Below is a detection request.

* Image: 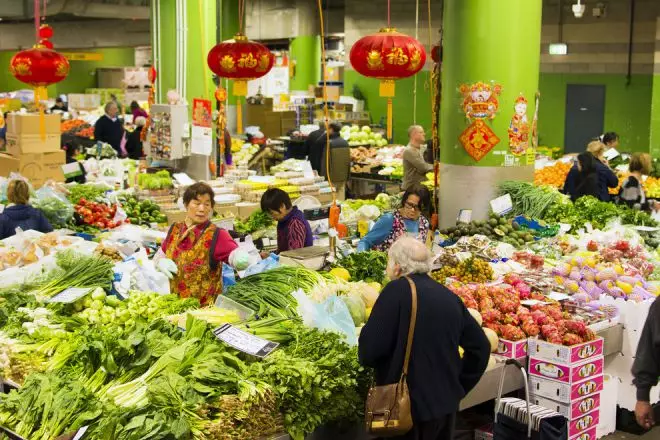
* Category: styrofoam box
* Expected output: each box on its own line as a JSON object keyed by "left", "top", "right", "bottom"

{"left": 495, "top": 338, "right": 528, "bottom": 359}
{"left": 568, "top": 409, "right": 599, "bottom": 438}
{"left": 530, "top": 374, "right": 604, "bottom": 404}
{"left": 529, "top": 356, "right": 604, "bottom": 384}
{"left": 530, "top": 393, "right": 600, "bottom": 420}
{"left": 569, "top": 425, "right": 597, "bottom": 440}
{"left": 528, "top": 337, "right": 603, "bottom": 365}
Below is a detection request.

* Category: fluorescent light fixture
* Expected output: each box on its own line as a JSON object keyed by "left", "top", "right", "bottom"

{"left": 549, "top": 43, "right": 568, "bottom": 55}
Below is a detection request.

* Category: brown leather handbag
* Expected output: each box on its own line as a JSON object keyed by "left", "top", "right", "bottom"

{"left": 365, "top": 276, "right": 418, "bottom": 437}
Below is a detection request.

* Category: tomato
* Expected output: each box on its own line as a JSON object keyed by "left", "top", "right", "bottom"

{"left": 95, "top": 222, "right": 105, "bottom": 229}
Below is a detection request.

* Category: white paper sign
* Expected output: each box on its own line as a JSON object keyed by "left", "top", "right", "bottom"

{"left": 61, "top": 162, "right": 83, "bottom": 178}
{"left": 46, "top": 287, "right": 92, "bottom": 304}
{"left": 213, "top": 324, "right": 279, "bottom": 358}
{"left": 191, "top": 126, "right": 212, "bottom": 156}
{"left": 172, "top": 173, "right": 196, "bottom": 186}
{"left": 547, "top": 291, "right": 571, "bottom": 302}
{"left": 72, "top": 426, "right": 89, "bottom": 440}
{"left": 302, "top": 161, "right": 315, "bottom": 180}
{"left": 603, "top": 148, "right": 620, "bottom": 161}
{"left": 490, "top": 194, "right": 513, "bottom": 216}
{"left": 457, "top": 209, "right": 472, "bottom": 224}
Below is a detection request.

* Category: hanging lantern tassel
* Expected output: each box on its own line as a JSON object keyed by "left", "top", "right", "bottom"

{"left": 232, "top": 80, "right": 247, "bottom": 134}
{"left": 379, "top": 80, "right": 395, "bottom": 140}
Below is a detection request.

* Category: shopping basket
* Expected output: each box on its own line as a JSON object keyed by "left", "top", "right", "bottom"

{"left": 494, "top": 359, "right": 568, "bottom": 440}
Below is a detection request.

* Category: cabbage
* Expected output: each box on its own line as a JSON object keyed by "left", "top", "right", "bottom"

{"left": 356, "top": 204, "right": 381, "bottom": 221}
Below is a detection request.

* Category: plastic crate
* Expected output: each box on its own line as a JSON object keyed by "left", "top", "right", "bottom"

{"left": 214, "top": 295, "right": 256, "bottom": 321}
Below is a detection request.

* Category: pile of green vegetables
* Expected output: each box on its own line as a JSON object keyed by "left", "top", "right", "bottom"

{"left": 333, "top": 251, "right": 388, "bottom": 284}
{"left": 118, "top": 195, "right": 167, "bottom": 225}
{"left": 67, "top": 184, "right": 108, "bottom": 205}
{"left": 138, "top": 170, "right": 173, "bottom": 191}
{"left": 233, "top": 210, "right": 275, "bottom": 235}
{"left": 0, "top": 253, "right": 369, "bottom": 440}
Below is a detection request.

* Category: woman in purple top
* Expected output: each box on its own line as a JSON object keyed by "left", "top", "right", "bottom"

{"left": 260, "top": 188, "right": 313, "bottom": 254}
{"left": 130, "top": 101, "right": 149, "bottom": 119}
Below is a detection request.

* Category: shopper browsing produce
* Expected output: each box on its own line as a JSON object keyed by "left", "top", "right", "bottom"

{"left": 563, "top": 140, "right": 618, "bottom": 202}
{"left": 0, "top": 179, "right": 52, "bottom": 239}
{"left": 357, "top": 185, "right": 430, "bottom": 252}
{"left": 157, "top": 182, "right": 248, "bottom": 305}
{"left": 402, "top": 125, "right": 433, "bottom": 190}
{"left": 50, "top": 97, "right": 68, "bottom": 113}
{"left": 632, "top": 295, "right": 660, "bottom": 430}
{"left": 125, "top": 116, "right": 146, "bottom": 160}
{"left": 129, "top": 100, "right": 148, "bottom": 119}
{"left": 359, "top": 237, "right": 490, "bottom": 439}
{"left": 617, "top": 153, "right": 658, "bottom": 213}
{"left": 601, "top": 131, "right": 620, "bottom": 149}
{"left": 567, "top": 152, "right": 600, "bottom": 202}
{"left": 93, "top": 101, "right": 124, "bottom": 154}
{"left": 260, "top": 188, "right": 313, "bottom": 255}
{"left": 319, "top": 123, "right": 350, "bottom": 201}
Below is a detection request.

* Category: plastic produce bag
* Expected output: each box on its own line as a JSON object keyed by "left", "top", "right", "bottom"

{"left": 222, "top": 263, "right": 236, "bottom": 293}
{"left": 292, "top": 290, "right": 357, "bottom": 346}
{"left": 114, "top": 248, "right": 170, "bottom": 295}
{"left": 33, "top": 185, "right": 74, "bottom": 227}
{"left": 242, "top": 253, "right": 280, "bottom": 278}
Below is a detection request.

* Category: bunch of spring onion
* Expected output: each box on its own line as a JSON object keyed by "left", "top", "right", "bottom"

{"left": 498, "top": 181, "right": 563, "bottom": 219}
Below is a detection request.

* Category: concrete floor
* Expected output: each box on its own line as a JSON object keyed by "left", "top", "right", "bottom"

{"left": 603, "top": 429, "right": 659, "bottom": 439}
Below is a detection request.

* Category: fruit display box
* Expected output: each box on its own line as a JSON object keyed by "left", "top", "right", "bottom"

{"left": 569, "top": 425, "right": 597, "bottom": 440}
{"left": 495, "top": 338, "right": 528, "bottom": 359}
{"left": 529, "top": 356, "right": 603, "bottom": 384}
{"left": 530, "top": 392, "right": 600, "bottom": 420}
{"left": 530, "top": 374, "right": 604, "bottom": 404}
{"left": 568, "top": 409, "right": 599, "bottom": 438}
{"left": 528, "top": 337, "right": 604, "bottom": 365}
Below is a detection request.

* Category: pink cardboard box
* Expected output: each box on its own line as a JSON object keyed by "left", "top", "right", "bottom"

{"left": 530, "top": 374, "right": 604, "bottom": 404}
{"left": 568, "top": 409, "right": 599, "bottom": 438}
{"left": 569, "top": 426, "right": 597, "bottom": 440}
{"left": 530, "top": 393, "right": 601, "bottom": 420}
{"left": 528, "top": 337, "right": 604, "bottom": 365}
{"left": 495, "top": 338, "right": 528, "bottom": 359}
{"left": 529, "top": 356, "right": 603, "bottom": 384}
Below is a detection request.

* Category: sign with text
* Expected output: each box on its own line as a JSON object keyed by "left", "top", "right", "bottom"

{"left": 213, "top": 324, "right": 278, "bottom": 358}
{"left": 490, "top": 194, "right": 513, "bottom": 216}
{"left": 46, "top": 287, "right": 92, "bottom": 304}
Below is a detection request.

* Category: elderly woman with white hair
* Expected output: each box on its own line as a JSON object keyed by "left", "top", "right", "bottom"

{"left": 359, "top": 236, "right": 490, "bottom": 440}
{"left": 126, "top": 116, "right": 147, "bottom": 160}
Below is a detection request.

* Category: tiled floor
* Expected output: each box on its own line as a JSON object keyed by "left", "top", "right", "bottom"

{"left": 603, "top": 429, "right": 659, "bottom": 439}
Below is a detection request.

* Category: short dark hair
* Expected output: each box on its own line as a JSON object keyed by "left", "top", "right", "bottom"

{"left": 130, "top": 101, "right": 139, "bottom": 110}
{"left": 182, "top": 182, "right": 215, "bottom": 207}
{"left": 260, "top": 188, "right": 292, "bottom": 213}
{"left": 401, "top": 185, "right": 430, "bottom": 212}
{"left": 55, "top": 97, "right": 63, "bottom": 103}
{"left": 602, "top": 132, "right": 618, "bottom": 145}
{"left": 328, "top": 122, "right": 342, "bottom": 133}
{"left": 577, "top": 152, "right": 597, "bottom": 175}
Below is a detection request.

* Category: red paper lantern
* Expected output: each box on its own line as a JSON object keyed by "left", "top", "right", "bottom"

{"left": 38, "top": 24, "right": 54, "bottom": 40}
{"left": 207, "top": 33, "right": 274, "bottom": 133}
{"left": 39, "top": 39, "right": 54, "bottom": 50}
{"left": 10, "top": 46, "right": 69, "bottom": 88}
{"left": 349, "top": 28, "right": 426, "bottom": 138}
{"left": 148, "top": 66, "right": 157, "bottom": 83}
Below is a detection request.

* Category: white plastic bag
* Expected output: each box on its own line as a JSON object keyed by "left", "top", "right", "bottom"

{"left": 292, "top": 290, "right": 357, "bottom": 346}
{"left": 114, "top": 248, "right": 170, "bottom": 295}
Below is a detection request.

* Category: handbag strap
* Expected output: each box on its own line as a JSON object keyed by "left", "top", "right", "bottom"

{"left": 402, "top": 276, "right": 418, "bottom": 377}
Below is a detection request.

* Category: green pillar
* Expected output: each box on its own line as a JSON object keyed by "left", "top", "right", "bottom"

{"left": 290, "top": 36, "right": 322, "bottom": 92}
{"left": 186, "top": 0, "right": 216, "bottom": 104}
{"left": 650, "top": 18, "right": 660, "bottom": 158}
{"left": 439, "top": 0, "right": 542, "bottom": 227}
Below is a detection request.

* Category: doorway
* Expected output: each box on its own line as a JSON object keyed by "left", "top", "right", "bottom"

{"left": 564, "top": 84, "right": 606, "bottom": 153}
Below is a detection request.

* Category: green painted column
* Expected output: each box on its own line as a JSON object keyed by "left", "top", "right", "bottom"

{"left": 290, "top": 36, "right": 322, "bottom": 92}
{"left": 438, "top": 0, "right": 542, "bottom": 227}
{"left": 651, "top": 74, "right": 660, "bottom": 158}
{"left": 186, "top": 0, "right": 216, "bottom": 104}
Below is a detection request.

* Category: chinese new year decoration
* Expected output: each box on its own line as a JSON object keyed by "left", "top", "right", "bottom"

{"left": 349, "top": 27, "right": 426, "bottom": 140}
{"left": 458, "top": 81, "right": 503, "bottom": 161}
{"left": 508, "top": 94, "right": 530, "bottom": 157}
{"left": 215, "top": 87, "right": 228, "bottom": 177}
{"left": 141, "top": 66, "right": 157, "bottom": 142}
{"left": 9, "top": 10, "right": 70, "bottom": 140}
{"left": 207, "top": 34, "right": 274, "bottom": 134}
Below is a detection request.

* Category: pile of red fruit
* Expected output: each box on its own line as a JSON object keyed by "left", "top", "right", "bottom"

{"left": 74, "top": 199, "right": 126, "bottom": 230}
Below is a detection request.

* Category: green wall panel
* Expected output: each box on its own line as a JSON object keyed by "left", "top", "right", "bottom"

{"left": 344, "top": 70, "right": 433, "bottom": 145}
{"left": 538, "top": 74, "right": 652, "bottom": 153}
{"left": 158, "top": 0, "right": 177, "bottom": 100}
{"left": 186, "top": 0, "right": 217, "bottom": 104}
{"left": 0, "top": 47, "right": 136, "bottom": 97}
{"left": 290, "top": 36, "right": 321, "bottom": 92}
{"left": 649, "top": 74, "right": 660, "bottom": 158}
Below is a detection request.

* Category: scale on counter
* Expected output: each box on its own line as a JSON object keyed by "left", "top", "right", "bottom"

{"left": 279, "top": 246, "right": 330, "bottom": 270}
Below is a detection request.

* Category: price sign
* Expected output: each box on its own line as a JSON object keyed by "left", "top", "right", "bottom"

{"left": 603, "top": 148, "right": 620, "bottom": 161}
{"left": 72, "top": 426, "right": 89, "bottom": 440}
{"left": 213, "top": 324, "right": 278, "bottom": 358}
{"left": 61, "top": 162, "right": 83, "bottom": 178}
{"left": 46, "top": 287, "right": 92, "bottom": 304}
{"left": 456, "top": 209, "right": 472, "bottom": 224}
{"left": 547, "top": 291, "right": 571, "bottom": 302}
{"left": 490, "top": 194, "right": 513, "bottom": 216}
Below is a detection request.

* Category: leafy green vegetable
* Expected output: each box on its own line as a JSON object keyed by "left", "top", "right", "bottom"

{"left": 138, "top": 170, "right": 173, "bottom": 191}
{"left": 233, "top": 210, "right": 274, "bottom": 235}
{"left": 333, "top": 251, "right": 388, "bottom": 283}
{"left": 67, "top": 184, "right": 107, "bottom": 204}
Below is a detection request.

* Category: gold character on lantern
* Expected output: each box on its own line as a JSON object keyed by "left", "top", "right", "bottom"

{"left": 408, "top": 48, "right": 422, "bottom": 71}
{"left": 11, "top": 61, "right": 32, "bottom": 76}
{"left": 386, "top": 47, "right": 409, "bottom": 66}
{"left": 238, "top": 53, "right": 258, "bottom": 69}
{"left": 220, "top": 55, "right": 236, "bottom": 72}
{"left": 55, "top": 62, "right": 69, "bottom": 77}
{"left": 256, "top": 54, "right": 270, "bottom": 72}
{"left": 367, "top": 50, "right": 384, "bottom": 70}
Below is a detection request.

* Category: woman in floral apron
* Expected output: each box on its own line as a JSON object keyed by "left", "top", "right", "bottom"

{"left": 357, "top": 185, "right": 430, "bottom": 252}
{"left": 158, "top": 182, "right": 247, "bottom": 306}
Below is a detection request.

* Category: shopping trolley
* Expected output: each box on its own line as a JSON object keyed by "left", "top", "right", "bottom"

{"left": 494, "top": 359, "right": 568, "bottom": 440}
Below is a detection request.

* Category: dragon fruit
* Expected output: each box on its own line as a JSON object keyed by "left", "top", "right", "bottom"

{"left": 522, "top": 321, "right": 540, "bottom": 337}
{"left": 541, "top": 324, "right": 559, "bottom": 338}
{"left": 484, "top": 322, "right": 502, "bottom": 336}
{"left": 562, "top": 333, "right": 584, "bottom": 346}
{"left": 560, "top": 320, "right": 587, "bottom": 336}
{"left": 500, "top": 324, "right": 526, "bottom": 341}
{"left": 583, "top": 328, "right": 597, "bottom": 341}
{"left": 503, "top": 313, "right": 520, "bottom": 326}
{"left": 481, "top": 309, "right": 502, "bottom": 323}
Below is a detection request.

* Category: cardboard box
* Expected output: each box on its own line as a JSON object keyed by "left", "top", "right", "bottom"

{"left": 569, "top": 426, "right": 596, "bottom": 440}
{"left": 7, "top": 113, "right": 60, "bottom": 135}
{"left": 529, "top": 356, "right": 604, "bottom": 384}
{"left": 530, "top": 374, "right": 604, "bottom": 404}
{"left": 495, "top": 338, "right": 528, "bottom": 359}
{"left": 5, "top": 133, "right": 61, "bottom": 155}
{"left": 0, "top": 151, "right": 65, "bottom": 188}
{"left": 165, "top": 210, "right": 187, "bottom": 225}
{"left": 237, "top": 202, "right": 259, "bottom": 220}
{"left": 528, "top": 337, "right": 604, "bottom": 365}
{"left": 568, "top": 409, "right": 599, "bottom": 438}
{"left": 323, "top": 66, "right": 344, "bottom": 82}
{"left": 530, "top": 393, "right": 601, "bottom": 420}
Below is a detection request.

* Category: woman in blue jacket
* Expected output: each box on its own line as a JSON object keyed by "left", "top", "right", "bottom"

{"left": 0, "top": 179, "right": 52, "bottom": 239}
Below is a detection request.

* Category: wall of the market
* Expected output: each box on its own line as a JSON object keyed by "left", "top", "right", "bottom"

{"left": 0, "top": 47, "right": 137, "bottom": 97}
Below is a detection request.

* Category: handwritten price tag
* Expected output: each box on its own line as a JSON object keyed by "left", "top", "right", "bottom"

{"left": 213, "top": 324, "right": 278, "bottom": 358}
